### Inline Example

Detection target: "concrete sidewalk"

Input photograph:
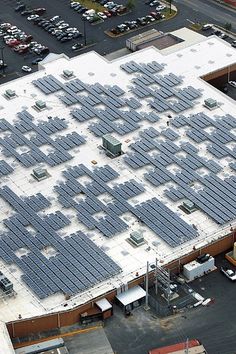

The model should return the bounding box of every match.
[64,327,114,354]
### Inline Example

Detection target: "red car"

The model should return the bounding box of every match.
[7,39,21,47]
[103,10,112,17]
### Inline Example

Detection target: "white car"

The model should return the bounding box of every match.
[202,23,213,31]
[104,1,115,7]
[22,65,32,73]
[58,23,69,30]
[229,81,236,88]
[156,4,166,10]
[97,12,107,19]
[27,15,39,21]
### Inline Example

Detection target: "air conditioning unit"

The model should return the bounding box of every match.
[102,134,122,157]
[204,98,218,110]
[32,167,49,181]
[4,89,16,99]
[129,231,145,246]
[182,200,197,213]
[34,100,46,111]
[63,70,74,79]
[0,277,13,292]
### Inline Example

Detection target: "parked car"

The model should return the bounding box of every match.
[145,15,155,23]
[103,10,112,17]
[32,57,43,64]
[33,8,46,15]
[229,80,236,88]
[156,4,166,11]
[221,267,236,281]
[97,12,107,19]
[0,59,7,68]
[124,20,138,29]
[7,39,21,47]
[22,65,32,72]
[15,4,26,12]
[219,33,228,39]
[27,14,39,21]
[149,0,160,6]
[72,43,84,50]
[202,23,213,31]
[137,17,147,26]
[21,9,34,16]
[213,29,221,35]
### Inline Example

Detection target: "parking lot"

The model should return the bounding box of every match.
[0,0,220,81]
[0,0,235,84]
[104,253,236,354]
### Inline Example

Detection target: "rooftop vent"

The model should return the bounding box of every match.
[34,100,46,111]
[63,70,74,79]
[102,134,122,157]
[4,89,16,99]
[204,98,218,110]
[129,231,145,247]
[32,167,50,181]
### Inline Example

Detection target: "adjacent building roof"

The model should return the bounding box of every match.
[116,286,146,306]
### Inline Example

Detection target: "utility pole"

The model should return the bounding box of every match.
[185,338,189,354]
[167,268,171,307]
[0,46,6,77]
[144,261,150,310]
[83,19,87,47]
[227,64,230,83]
[155,258,158,295]
[169,0,172,14]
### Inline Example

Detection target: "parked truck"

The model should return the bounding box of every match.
[220,266,236,281]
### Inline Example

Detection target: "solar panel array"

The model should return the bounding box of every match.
[125,112,236,225]
[0,186,121,299]
[32,60,201,138]
[0,110,85,168]
[120,61,202,114]
[54,163,197,244]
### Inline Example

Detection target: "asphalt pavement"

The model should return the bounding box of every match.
[104,253,236,354]
[175,0,236,30]
[0,0,235,83]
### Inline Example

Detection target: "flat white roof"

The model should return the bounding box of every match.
[116,286,146,306]
[0,321,15,354]
[0,31,235,322]
[95,298,112,312]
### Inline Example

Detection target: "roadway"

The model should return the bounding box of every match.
[174,0,236,30]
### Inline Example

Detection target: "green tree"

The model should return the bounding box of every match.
[126,0,136,11]
[224,22,232,31]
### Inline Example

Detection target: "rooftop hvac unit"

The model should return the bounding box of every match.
[32,167,49,181]
[63,70,74,79]
[4,89,16,99]
[102,134,122,157]
[129,231,145,246]
[182,200,197,213]
[0,277,13,292]
[35,100,46,111]
[204,98,218,110]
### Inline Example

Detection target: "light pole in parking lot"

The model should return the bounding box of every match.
[168,0,172,14]
[0,46,6,77]
[83,19,87,47]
